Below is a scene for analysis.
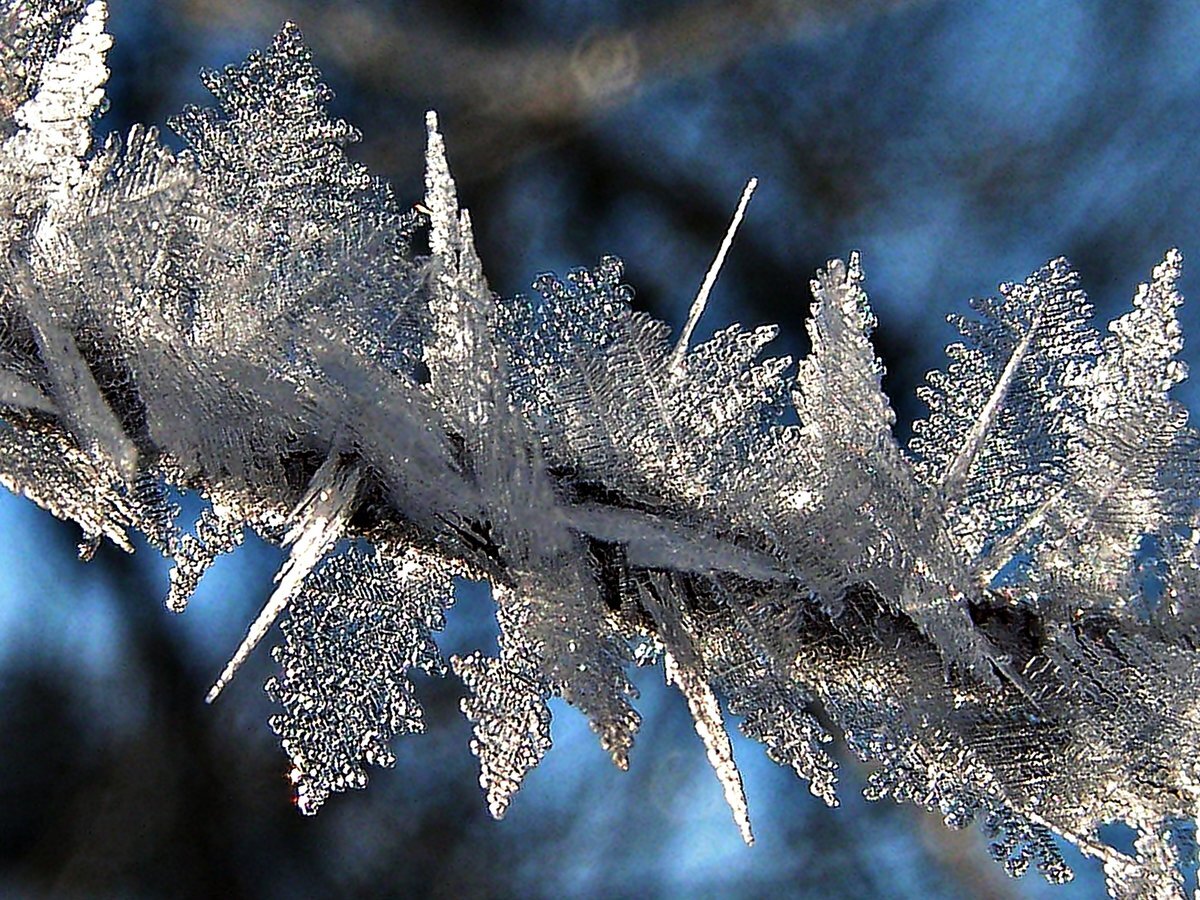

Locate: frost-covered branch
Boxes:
[3,5,1200,898]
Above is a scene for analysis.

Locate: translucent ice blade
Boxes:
[670,176,757,371]
[206,458,360,703]
[664,650,754,845]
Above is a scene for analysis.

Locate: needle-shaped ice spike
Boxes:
[206,456,360,703]
[669,176,757,372]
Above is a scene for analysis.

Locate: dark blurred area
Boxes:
[4,0,1199,896]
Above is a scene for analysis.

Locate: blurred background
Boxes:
[3,0,1199,896]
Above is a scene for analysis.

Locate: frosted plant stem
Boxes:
[6,9,1200,890]
[669,176,757,372]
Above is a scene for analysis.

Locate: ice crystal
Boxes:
[266,541,458,814]
[4,4,1200,897]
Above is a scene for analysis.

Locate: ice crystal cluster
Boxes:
[5,2,1200,896]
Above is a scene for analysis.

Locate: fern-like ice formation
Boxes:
[4,3,1200,896]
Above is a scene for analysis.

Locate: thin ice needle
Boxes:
[205,572,297,704]
[204,502,338,704]
[205,458,359,704]
[669,176,758,371]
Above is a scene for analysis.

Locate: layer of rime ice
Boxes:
[3,3,1200,897]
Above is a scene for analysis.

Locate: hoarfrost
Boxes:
[4,4,1200,897]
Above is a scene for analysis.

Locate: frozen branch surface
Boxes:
[4,4,1200,897]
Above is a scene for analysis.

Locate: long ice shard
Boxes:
[206,457,361,703]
